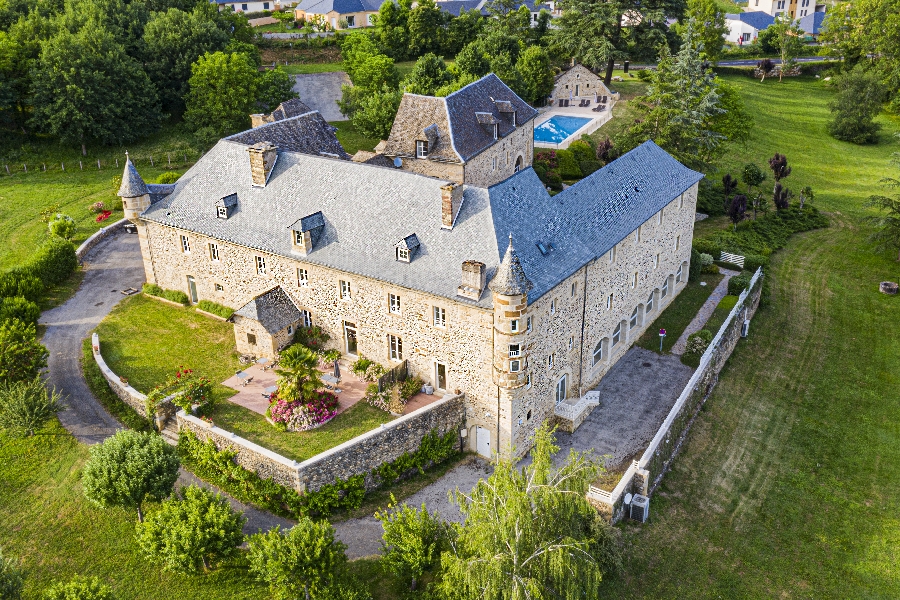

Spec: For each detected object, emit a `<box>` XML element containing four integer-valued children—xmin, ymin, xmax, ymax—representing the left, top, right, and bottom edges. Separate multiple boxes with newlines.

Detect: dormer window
<box><xmin>294</xmin><ymin>230</ymin><xmax>304</xmax><ymax>246</ymax></box>
<box><xmin>289</xmin><ymin>211</ymin><xmax>325</xmax><ymax>256</ymax></box>
<box><xmin>215</xmin><ymin>193</ymin><xmax>237</xmax><ymax>219</ymax></box>
<box><xmin>394</xmin><ymin>233</ymin><xmax>420</xmax><ymax>263</ymax></box>
<box><xmin>416</xmin><ymin>140</ymin><xmax>429</xmax><ymax>159</ymax></box>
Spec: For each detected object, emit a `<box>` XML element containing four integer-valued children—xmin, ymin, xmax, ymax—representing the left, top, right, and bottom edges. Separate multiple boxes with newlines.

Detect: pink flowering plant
<box><xmin>146</xmin><ymin>366</ymin><xmax>213</xmax><ymax>415</ymax></box>
<box><xmin>268</xmin><ymin>390</ymin><xmax>339</xmax><ymax>432</ymax></box>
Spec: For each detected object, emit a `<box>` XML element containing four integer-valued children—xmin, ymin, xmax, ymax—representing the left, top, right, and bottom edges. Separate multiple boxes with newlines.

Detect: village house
<box><xmin>293</xmin><ymin>0</ymin><xmax>382</xmax><ymax>29</ymax></box>
<box><xmin>550</xmin><ymin>64</ymin><xmax>616</xmax><ymax>105</ymax></box>
<box><xmin>118</xmin><ymin>75</ymin><xmax>701</xmax><ymax>459</ymax></box>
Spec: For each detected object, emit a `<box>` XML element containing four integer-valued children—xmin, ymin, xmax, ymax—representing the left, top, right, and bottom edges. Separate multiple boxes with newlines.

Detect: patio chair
<box><xmin>558</xmin><ymin>99</ymin><xmax>564</xmax><ymax>107</ymax></box>
<box><xmin>601</xmin><ymin>95</ymin><xmax>608</xmax><ymax>103</ymax></box>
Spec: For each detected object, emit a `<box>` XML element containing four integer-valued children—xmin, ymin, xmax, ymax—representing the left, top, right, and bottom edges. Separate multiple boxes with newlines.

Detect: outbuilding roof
<box><xmin>233</xmin><ymin>286</ymin><xmax>301</xmax><ymax>334</ymax></box>
<box><xmin>725</xmin><ymin>11</ymin><xmax>776</xmax><ymax>31</ymax></box>
<box><xmin>226</xmin><ymin>111</ymin><xmax>349</xmax><ymax>160</ymax></box>
<box><xmin>293</xmin><ymin>0</ymin><xmax>382</xmax><ymax>14</ymax></box>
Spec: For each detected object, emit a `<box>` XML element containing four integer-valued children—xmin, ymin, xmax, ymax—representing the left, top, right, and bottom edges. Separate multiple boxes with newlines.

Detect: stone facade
<box><xmin>233</xmin><ymin>314</ymin><xmax>298</xmax><ymax>358</ymax></box>
<box><xmin>552</xmin><ymin>65</ymin><xmax>615</xmax><ymax>101</ymax></box>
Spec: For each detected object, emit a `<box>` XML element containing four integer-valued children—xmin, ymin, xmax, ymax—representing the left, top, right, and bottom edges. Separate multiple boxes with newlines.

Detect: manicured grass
<box><xmin>0</xmin><ymin>124</ymin><xmax>201</xmax><ymax>270</ymax></box>
<box><xmin>598</xmin><ymin>76</ymin><xmax>900</xmax><ymax>597</ymax></box>
<box><xmin>80</xmin><ymin>337</ymin><xmax>153</xmax><ymax>433</ymax></box>
<box><xmin>703</xmin><ymin>294</ymin><xmax>739</xmax><ymax>336</ymax></box>
<box><xmin>206</xmin><ymin>399</ymin><xmax>394</xmax><ymax>463</ymax></box>
<box><xmin>330</xmin><ymin>120</ymin><xmax>380</xmax><ymax>154</ymax></box>
<box><xmin>93</xmin><ymin>293</ymin><xmax>395</xmax><ymax>462</ymax></box>
<box><xmin>282</xmin><ymin>59</ymin><xmax>420</xmax><ymax>77</ymax></box>
<box><xmin>635</xmin><ymin>272</ymin><xmax>724</xmax><ymax>354</ymax></box>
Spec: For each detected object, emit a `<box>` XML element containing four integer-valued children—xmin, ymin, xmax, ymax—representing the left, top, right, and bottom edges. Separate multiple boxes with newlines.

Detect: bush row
<box><xmin>142</xmin><ymin>283</ymin><xmax>190</xmax><ymax>305</ymax></box>
<box><xmin>177</xmin><ymin>426</ymin><xmax>459</xmax><ymax>519</ymax></box>
<box><xmin>0</xmin><ymin>237</ymin><xmax>78</xmax><ymax>324</ymax></box>
<box><xmin>196</xmin><ymin>299</ymin><xmax>234</xmax><ymax>319</ymax></box>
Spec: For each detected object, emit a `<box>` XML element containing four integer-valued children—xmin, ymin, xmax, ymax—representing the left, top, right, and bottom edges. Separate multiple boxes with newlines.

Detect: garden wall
<box><xmin>587</xmin><ymin>268</ymin><xmax>764</xmax><ymax>522</ymax></box>
<box><xmin>76</xmin><ymin>219</ymin><xmax>128</xmax><ymax>261</ymax></box>
<box><xmin>89</xmin><ymin>335</ymin><xmax>466</xmax><ymax>492</ymax></box>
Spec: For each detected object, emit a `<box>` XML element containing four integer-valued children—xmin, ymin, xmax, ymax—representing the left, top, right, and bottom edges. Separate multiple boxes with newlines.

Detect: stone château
<box><xmin>119</xmin><ymin>74</ymin><xmax>701</xmax><ymax>459</ymax></box>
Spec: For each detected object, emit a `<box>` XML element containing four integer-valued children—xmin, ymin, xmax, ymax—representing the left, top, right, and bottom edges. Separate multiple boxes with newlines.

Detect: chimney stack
<box><xmin>248</xmin><ymin>141</ymin><xmax>278</xmax><ymax>187</ymax></box>
<box><xmin>457</xmin><ymin>261</ymin><xmax>486</xmax><ymax>301</ymax></box>
<box><xmin>441</xmin><ymin>183</ymin><xmax>463</xmax><ymax>229</ymax></box>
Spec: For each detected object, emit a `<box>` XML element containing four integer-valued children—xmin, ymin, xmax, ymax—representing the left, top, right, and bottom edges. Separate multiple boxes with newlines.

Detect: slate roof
<box><xmin>270</xmin><ymin>99</ymin><xmax>313</xmax><ymax>121</ymax></box>
<box><xmin>118</xmin><ymin>158</ymin><xmax>149</xmax><ymax>198</ymax></box>
<box><xmin>147</xmin><ymin>183</ymin><xmax>176</xmax><ymax>204</ymax></box>
<box><xmin>226</xmin><ymin>112</ymin><xmax>350</xmax><ymax>160</ymax></box>
<box><xmin>216</xmin><ymin>193</ymin><xmax>238</xmax><ymax>208</ymax></box>
<box><xmin>383</xmin><ymin>74</ymin><xmax>539</xmax><ymax>163</ymax></box>
<box><xmin>294</xmin><ymin>0</ymin><xmax>382</xmax><ymax>14</ymax></box>
<box><xmin>233</xmin><ymin>286</ymin><xmax>302</xmax><ymax>334</ymax></box>
<box><xmin>488</xmin><ymin>236</ymin><xmax>532</xmax><ymax>295</ymax></box>
<box><xmin>726</xmin><ymin>11</ymin><xmax>775</xmax><ymax>30</ymax></box>
<box><xmin>799</xmin><ymin>11</ymin><xmax>826</xmax><ymax>35</ymax></box>
<box><xmin>434</xmin><ymin>0</ymin><xmax>485</xmax><ymax>16</ymax></box>
<box><xmin>140</xmin><ymin>139</ymin><xmax>701</xmax><ymax>307</ymax></box>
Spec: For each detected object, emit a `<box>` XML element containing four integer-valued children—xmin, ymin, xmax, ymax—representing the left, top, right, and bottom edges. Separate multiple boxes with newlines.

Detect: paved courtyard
<box><xmin>293</xmin><ymin>72</ymin><xmax>350</xmax><ymax>122</ymax></box>
<box><xmin>553</xmin><ymin>346</ymin><xmax>694</xmax><ymax>472</ymax></box>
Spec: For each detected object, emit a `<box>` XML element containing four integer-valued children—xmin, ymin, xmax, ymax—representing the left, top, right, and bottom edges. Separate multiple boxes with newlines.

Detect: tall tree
<box><xmin>371</xmin><ymin>0</ymin><xmax>412</xmax><ymax>61</ymax></box>
<box><xmin>516</xmin><ymin>45</ymin><xmax>554</xmax><ymax>105</ymax></box>
<box><xmin>768</xmin><ymin>152</ymin><xmax>791</xmax><ymax>192</ymax></box>
<box><xmin>865</xmin><ymin>149</ymin><xmax>900</xmax><ymax>261</ymax></box>
<box><xmin>618</xmin><ymin>20</ymin><xmax>724</xmax><ymax>169</ymax></box>
<box><xmin>29</xmin><ymin>23</ymin><xmax>161</xmax><ymax>155</ymax></box>
<box><xmin>438</xmin><ymin>425</ymin><xmax>618</xmax><ymax>600</ymax></box>
<box><xmin>680</xmin><ymin>0</ymin><xmax>728</xmax><ymax>63</ymax></box>
<box><xmin>81</xmin><ymin>430</ymin><xmax>180</xmax><ymax>522</ymax></box>
<box><xmin>552</xmin><ymin>0</ymin><xmax>685</xmax><ymax>85</ymax></box>
<box><xmin>407</xmin><ymin>0</ymin><xmax>444</xmax><ymax>57</ymax></box>
<box><xmin>136</xmin><ymin>485</ymin><xmax>245</xmax><ymax>574</ymax></box>
<box><xmin>827</xmin><ymin>64</ymin><xmax>886</xmax><ymax>145</ymax></box>
<box><xmin>142</xmin><ymin>6</ymin><xmax>230</xmax><ymax>115</ymax></box>
<box><xmin>375</xmin><ymin>498</ymin><xmax>445</xmax><ymax>591</ymax></box>
<box><xmin>257</xmin><ymin>68</ymin><xmax>298</xmax><ymax>113</ymax></box>
<box><xmin>773</xmin><ymin>182</ymin><xmax>791</xmax><ymax>210</ymax></box>
<box><xmin>722</xmin><ymin>173</ymin><xmax>737</xmax><ymax>212</ymax></box>
<box><xmin>403</xmin><ymin>53</ymin><xmax>453</xmax><ymax>95</ymax></box>
<box><xmin>769</xmin><ymin>14</ymin><xmax>804</xmax><ymax>82</ymax></box>
<box><xmin>247</xmin><ymin>520</ymin><xmax>348</xmax><ymax>600</ymax></box>
<box><xmin>728</xmin><ymin>193</ymin><xmax>747</xmax><ymax>226</ymax></box>
<box><xmin>184</xmin><ymin>50</ymin><xmax>258</xmax><ymax>138</ymax></box>
<box><xmin>445</xmin><ymin>7</ymin><xmax>483</xmax><ymax>56</ymax></box>
<box><xmin>455</xmin><ymin>41</ymin><xmax>491</xmax><ymax>78</ymax></box>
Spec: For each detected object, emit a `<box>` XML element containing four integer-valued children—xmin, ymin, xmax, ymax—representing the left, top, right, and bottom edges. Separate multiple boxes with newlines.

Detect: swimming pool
<box><xmin>533</xmin><ymin>115</ymin><xmax>593</xmax><ymax>144</ymax></box>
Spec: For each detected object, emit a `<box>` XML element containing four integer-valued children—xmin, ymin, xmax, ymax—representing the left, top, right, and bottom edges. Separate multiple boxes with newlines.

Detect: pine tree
<box><xmin>680</xmin><ymin>0</ymin><xmax>729</xmax><ymax>64</ymax></box>
<box><xmin>865</xmin><ymin>149</ymin><xmax>900</xmax><ymax>261</ymax></box>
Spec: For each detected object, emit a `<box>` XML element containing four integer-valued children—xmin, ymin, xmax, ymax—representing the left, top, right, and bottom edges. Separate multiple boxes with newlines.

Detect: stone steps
<box><xmin>160</xmin><ymin>423</ymin><xmax>180</xmax><ymax>447</ymax></box>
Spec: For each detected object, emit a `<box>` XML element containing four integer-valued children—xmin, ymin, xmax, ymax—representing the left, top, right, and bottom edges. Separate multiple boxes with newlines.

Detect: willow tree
<box><xmin>438</xmin><ymin>425</ymin><xmax>618</xmax><ymax>600</ymax></box>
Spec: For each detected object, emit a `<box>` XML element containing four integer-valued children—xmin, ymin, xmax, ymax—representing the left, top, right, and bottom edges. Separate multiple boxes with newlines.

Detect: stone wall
<box><xmin>587</xmin><ymin>268</ymin><xmax>764</xmax><ymax>522</ymax></box>
<box><xmin>76</xmin><ymin>219</ymin><xmax>128</xmax><ymax>261</ymax></box>
<box><xmin>552</xmin><ymin>65</ymin><xmax>615</xmax><ymax>100</ymax></box>
<box><xmin>463</xmin><ymin>121</ymin><xmax>534</xmax><ymax>189</ymax></box>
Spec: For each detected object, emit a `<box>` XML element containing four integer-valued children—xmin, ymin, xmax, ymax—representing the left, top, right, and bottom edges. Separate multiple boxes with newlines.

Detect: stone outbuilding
<box><xmin>551</xmin><ymin>64</ymin><xmax>615</xmax><ymax>104</ymax></box>
<box><xmin>231</xmin><ymin>286</ymin><xmax>302</xmax><ymax>359</ymax></box>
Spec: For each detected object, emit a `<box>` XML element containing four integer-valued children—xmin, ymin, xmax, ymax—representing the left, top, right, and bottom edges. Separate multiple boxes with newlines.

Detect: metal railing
<box><xmin>554</xmin><ymin>390</ymin><xmax>600</xmax><ymax>421</ymax></box>
<box><xmin>377</xmin><ymin>359</ymin><xmax>408</xmax><ymax>393</ymax></box>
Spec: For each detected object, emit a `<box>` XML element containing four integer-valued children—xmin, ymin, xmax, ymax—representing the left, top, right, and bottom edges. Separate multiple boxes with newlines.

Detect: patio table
<box><xmin>257</xmin><ymin>357</ymin><xmax>270</xmax><ymax>370</ymax></box>
<box><xmin>236</xmin><ymin>371</ymin><xmax>251</xmax><ymax>387</ymax></box>
<box><xmin>321</xmin><ymin>374</ymin><xmax>339</xmax><ymax>387</ymax></box>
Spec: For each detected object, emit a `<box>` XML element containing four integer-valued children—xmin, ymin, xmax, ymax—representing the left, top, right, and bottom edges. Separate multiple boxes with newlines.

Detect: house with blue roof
<box><xmin>293</xmin><ymin>0</ymin><xmax>383</xmax><ymax>29</ymax></box>
<box><xmin>724</xmin><ymin>11</ymin><xmax>776</xmax><ymax>44</ymax></box>
<box><xmin>117</xmin><ymin>75</ymin><xmax>702</xmax><ymax>459</ymax></box>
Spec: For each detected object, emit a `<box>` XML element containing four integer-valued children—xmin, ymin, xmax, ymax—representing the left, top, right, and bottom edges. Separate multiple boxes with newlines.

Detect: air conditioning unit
<box><xmin>741</xmin><ymin>319</ymin><xmax>750</xmax><ymax>338</ymax></box>
<box><xmin>630</xmin><ymin>494</ymin><xmax>649</xmax><ymax>523</ymax></box>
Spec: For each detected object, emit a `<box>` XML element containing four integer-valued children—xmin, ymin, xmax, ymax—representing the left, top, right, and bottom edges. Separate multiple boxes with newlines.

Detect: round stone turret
<box><xmin>490</xmin><ymin>235</ymin><xmax>533</xmax><ymax>389</ymax></box>
<box><xmin>118</xmin><ymin>152</ymin><xmax>151</xmax><ymax>225</ymax></box>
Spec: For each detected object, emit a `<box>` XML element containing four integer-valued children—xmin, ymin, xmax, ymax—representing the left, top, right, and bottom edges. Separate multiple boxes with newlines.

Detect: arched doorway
<box><xmin>514</xmin><ymin>155</ymin><xmax>523</xmax><ymax>173</ymax></box>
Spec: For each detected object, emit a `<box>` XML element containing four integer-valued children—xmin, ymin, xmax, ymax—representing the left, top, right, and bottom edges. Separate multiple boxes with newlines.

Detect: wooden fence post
<box><xmin>97</xmin><ymin>159</ymin><xmax>101</xmax><ymax>169</ymax></box>
<box><xmin>61</xmin><ymin>163</ymin><xmax>65</xmax><ymax>171</ymax></box>
<box><xmin>79</xmin><ymin>161</ymin><xmax>83</xmax><ymax>170</ymax></box>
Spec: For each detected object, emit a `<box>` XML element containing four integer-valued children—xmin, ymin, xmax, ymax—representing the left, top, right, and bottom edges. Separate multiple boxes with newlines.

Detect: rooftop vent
<box><xmin>536</xmin><ymin>241</ymin><xmax>554</xmax><ymax>256</ymax></box>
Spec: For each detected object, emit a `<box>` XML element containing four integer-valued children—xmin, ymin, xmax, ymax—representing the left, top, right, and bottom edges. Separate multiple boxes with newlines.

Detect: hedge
<box><xmin>0</xmin><ymin>238</ymin><xmax>77</xmax><ymax>313</ymax></box>
<box><xmin>142</xmin><ymin>283</ymin><xmax>189</xmax><ymax>306</ymax></box>
<box><xmin>196</xmin><ymin>300</ymin><xmax>234</xmax><ymax>319</ymax></box>
<box><xmin>27</xmin><ymin>237</ymin><xmax>78</xmax><ymax>286</ymax></box>
<box><xmin>555</xmin><ymin>149</ymin><xmax>582</xmax><ymax>180</ymax></box>
<box><xmin>0</xmin><ymin>296</ymin><xmax>41</xmax><ymax>324</ymax></box>
<box><xmin>728</xmin><ymin>272</ymin><xmax>753</xmax><ymax>296</ymax></box>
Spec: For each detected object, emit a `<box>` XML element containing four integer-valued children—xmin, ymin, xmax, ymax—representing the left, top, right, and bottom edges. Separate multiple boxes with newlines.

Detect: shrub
<box><xmin>545</xmin><ymin>171</ymin><xmax>563</xmax><ymax>191</ymax></box>
<box><xmin>27</xmin><ymin>237</ymin><xmax>77</xmax><ymax>286</ymax></box>
<box><xmin>247</xmin><ymin>521</ymin><xmax>348</xmax><ymax>600</ymax></box>
<box><xmin>320</xmin><ymin>348</ymin><xmax>342</xmax><ymax>365</ymax></box>
<box><xmin>160</xmin><ymin>289</ymin><xmax>190</xmax><ymax>305</ymax></box>
<box><xmin>685</xmin><ymin>329</ymin><xmax>713</xmax><ymax>355</ymax></box>
<box><xmin>268</xmin><ymin>390</ymin><xmax>339</xmax><ymax>431</ymax></box>
<box><xmin>350</xmin><ymin>356</ymin><xmax>373</xmax><ymax>377</ymax></box>
<box><xmin>578</xmin><ymin>160</ymin><xmax>601</xmax><ymax>176</ymax></box>
<box><xmin>294</xmin><ymin>325</ymin><xmax>330</xmax><ymax>352</ymax></box>
<box><xmin>82</xmin><ymin>430</ymin><xmax>180</xmax><ymax>522</ymax></box>
<box><xmin>700</xmin><ymin>253</ymin><xmax>714</xmax><ymax>267</ymax></box>
<box><xmin>89</xmin><ymin>201</ymin><xmax>107</xmax><ymax>214</ymax></box>
<box><xmin>0</xmin><ymin>270</ymin><xmax>45</xmax><ymax>302</ymax></box>
<box><xmin>0</xmin><ymin>377</ymin><xmax>64</xmax><ymax>437</ymax></box>
<box><xmin>698</xmin><ymin>205</ymin><xmax>828</xmax><ymax>258</ymax></box>
<box><xmin>142</xmin><ymin>283</ymin><xmax>163</xmax><ymax>297</ymax></box>
<box><xmin>400</xmin><ymin>376</ymin><xmax>424</xmax><ymax>401</ymax></box>
<box><xmin>0</xmin><ymin>297</ymin><xmax>40</xmax><ymax>325</ymax></box>
<box><xmin>136</xmin><ymin>485</ymin><xmax>245</xmax><ymax>574</ymax></box>
<box><xmin>43</xmin><ymin>576</ymin><xmax>115</xmax><ymax>600</ymax></box>
<box><xmin>692</xmin><ymin>238</ymin><xmax>721</xmax><ymax>258</ymax></box>
<box><xmin>568</xmin><ymin>140</ymin><xmax>594</xmax><ymax>164</ymax></box>
<box><xmin>48</xmin><ymin>214</ymin><xmax>77</xmax><ymax>240</ymax></box>
<box><xmin>154</xmin><ymin>171</ymin><xmax>182</xmax><ymax>184</ymax></box>
<box><xmin>196</xmin><ymin>299</ymin><xmax>233</xmax><ymax>319</ymax></box>
<box><xmin>728</xmin><ymin>272</ymin><xmax>753</xmax><ymax>296</ymax></box>
<box><xmin>742</xmin><ymin>253</ymin><xmax>768</xmax><ymax>273</ymax></box>
<box><xmin>689</xmin><ymin>248</ymin><xmax>702</xmax><ymax>281</ymax></box>
<box><xmin>364</xmin><ymin>362</ymin><xmax>385</xmax><ymax>382</ymax></box>
<box><xmin>0</xmin><ymin>546</ymin><xmax>24</xmax><ymax>600</ymax></box>
<box><xmin>555</xmin><ymin>149</ymin><xmax>582</xmax><ymax>180</ymax></box>
<box><xmin>375</xmin><ymin>498</ymin><xmax>446</xmax><ymax>591</ymax></box>
<box><xmin>0</xmin><ymin>319</ymin><xmax>49</xmax><ymax>383</ymax></box>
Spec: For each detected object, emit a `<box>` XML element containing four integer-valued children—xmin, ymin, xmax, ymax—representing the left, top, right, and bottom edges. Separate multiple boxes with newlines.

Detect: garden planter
<box><xmin>190</xmin><ymin>403</ymin><xmax>201</xmax><ymax>415</ymax></box>
<box><xmin>119</xmin><ymin>376</ymin><xmax>128</xmax><ymax>386</ymax></box>
<box><xmin>423</xmin><ymin>384</ymin><xmax>434</xmax><ymax>395</ymax></box>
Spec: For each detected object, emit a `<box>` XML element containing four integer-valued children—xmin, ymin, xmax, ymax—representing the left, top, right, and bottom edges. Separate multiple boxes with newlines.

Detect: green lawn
<box><xmin>282</xmin><ymin>59</ymin><xmax>420</xmax><ymax>77</ymax></box>
<box><xmin>0</xmin><ymin>125</ymin><xmax>200</xmax><ymax>270</ymax></box>
<box><xmin>330</xmin><ymin>120</ymin><xmax>380</xmax><ymax>154</ymax></box>
<box><xmin>635</xmin><ymin>272</ymin><xmax>724</xmax><ymax>354</ymax></box>
<box><xmin>597</xmin><ymin>77</ymin><xmax>900</xmax><ymax>597</ymax></box>
<box><xmin>93</xmin><ymin>293</ymin><xmax>395</xmax><ymax>462</ymax></box>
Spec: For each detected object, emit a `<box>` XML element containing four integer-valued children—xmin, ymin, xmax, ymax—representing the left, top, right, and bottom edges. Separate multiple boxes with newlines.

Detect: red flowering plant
<box><xmin>95</xmin><ymin>210</ymin><xmax>112</xmax><ymax>223</ymax></box>
<box><xmin>268</xmin><ymin>390</ymin><xmax>339</xmax><ymax>432</ymax></box>
<box><xmin>145</xmin><ymin>366</ymin><xmax>213</xmax><ymax>416</ymax></box>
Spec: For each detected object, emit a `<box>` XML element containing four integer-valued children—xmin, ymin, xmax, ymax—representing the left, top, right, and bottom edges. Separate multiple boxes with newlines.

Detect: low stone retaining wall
<box><xmin>588</xmin><ymin>268</ymin><xmax>764</xmax><ymax>522</ymax></box>
<box><xmin>90</xmin><ymin>332</ymin><xmax>466</xmax><ymax>492</ymax></box>
<box><xmin>76</xmin><ymin>218</ymin><xmax>128</xmax><ymax>261</ymax></box>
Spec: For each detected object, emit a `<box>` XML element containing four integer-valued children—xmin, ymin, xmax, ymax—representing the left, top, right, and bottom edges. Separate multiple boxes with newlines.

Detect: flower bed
<box><xmin>267</xmin><ymin>390</ymin><xmax>339</xmax><ymax>432</ymax></box>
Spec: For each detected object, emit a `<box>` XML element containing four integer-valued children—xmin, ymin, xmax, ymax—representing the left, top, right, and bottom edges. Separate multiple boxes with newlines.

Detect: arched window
<box><xmin>514</xmin><ymin>156</ymin><xmax>523</xmax><ymax>173</ymax></box>
<box><xmin>646</xmin><ymin>291</ymin><xmax>654</xmax><ymax>313</ymax></box>
<box><xmin>592</xmin><ymin>340</ymin><xmax>603</xmax><ymax>365</ymax></box>
<box><xmin>630</xmin><ymin>306</ymin><xmax>640</xmax><ymax>329</ymax></box>
<box><xmin>612</xmin><ymin>323</ymin><xmax>621</xmax><ymax>346</ymax></box>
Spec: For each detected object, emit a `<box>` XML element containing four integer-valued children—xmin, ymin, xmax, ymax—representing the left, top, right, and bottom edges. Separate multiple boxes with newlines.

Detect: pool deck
<box><xmin>533</xmin><ymin>103</ymin><xmax>614</xmax><ymax>150</ymax></box>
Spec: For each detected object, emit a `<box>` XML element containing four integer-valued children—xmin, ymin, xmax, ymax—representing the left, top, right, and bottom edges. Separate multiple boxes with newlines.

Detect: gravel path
<box><xmin>670</xmin><ymin>267</ymin><xmax>741</xmax><ymax>356</ymax></box>
<box><xmin>39</xmin><ymin>231</ymin><xmax>293</xmax><ymax>535</ymax></box>
<box><xmin>335</xmin><ymin>456</ymin><xmax>492</xmax><ymax>559</ymax></box>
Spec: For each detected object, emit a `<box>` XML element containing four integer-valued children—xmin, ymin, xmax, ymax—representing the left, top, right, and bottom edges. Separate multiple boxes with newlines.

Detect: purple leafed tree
<box><xmin>722</xmin><ymin>173</ymin><xmax>738</xmax><ymax>211</ymax></box>
<box><xmin>728</xmin><ymin>194</ymin><xmax>748</xmax><ymax>226</ymax></box>
<box><xmin>773</xmin><ymin>183</ymin><xmax>791</xmax><ymax>210</ymax></box>
<box><xmin>769</xmin><ymin>153</ymin><xmax>792</xmax><ymax>188</ymax></box>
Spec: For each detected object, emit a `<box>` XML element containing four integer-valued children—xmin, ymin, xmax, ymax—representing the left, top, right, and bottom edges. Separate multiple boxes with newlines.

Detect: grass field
<box><xmin>596</xmin><ymin>76</ymin><xmax>900</xmax><ymax>597</ymax></box>
<box><xmin>331</xmin><ymin>120</ymin><xmax>380</xmax><ymax>154</ymax></box>
<box><xmin>93</xmin><ymin>294</ymin><xmax>395</xmax><ymax>462</ymax></box>
<box><xmin>282</xmin><ymin>59</ymin><xmax>419</xmax><ymax>77</ymax></box>
<box><xmin>635</xmin><ymin>272</ymin><xmax>723</xmax><ymax>353</ymax></box>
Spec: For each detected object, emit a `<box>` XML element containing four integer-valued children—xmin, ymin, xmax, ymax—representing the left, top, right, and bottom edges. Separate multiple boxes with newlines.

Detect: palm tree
<box><xmin>275</xmin><ymin>345</ymin><xmax>323</xmax><ymax>402</ymax></box>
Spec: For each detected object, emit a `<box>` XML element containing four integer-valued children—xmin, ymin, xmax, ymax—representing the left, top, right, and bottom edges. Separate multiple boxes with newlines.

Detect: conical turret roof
<box><xmin>117</xmin><ymin>153</ymin><xmax>149</xmax><ymax>198</ymax></box>
<box><xmin>489</xmin><ymin>235</ymin><xmax>533</xmax><ymax>296</ymax></box>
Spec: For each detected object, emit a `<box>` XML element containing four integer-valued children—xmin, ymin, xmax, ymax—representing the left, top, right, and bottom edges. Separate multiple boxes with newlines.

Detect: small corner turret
<box><xmin>118</xmin><ymin>152</ymin><xmax>151</xmax><ymax>225</ymax></box>
<box><xmin>490</xmin><ymin>235</ymin><xmax>533</xmax><ymax>390</ymax></box>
